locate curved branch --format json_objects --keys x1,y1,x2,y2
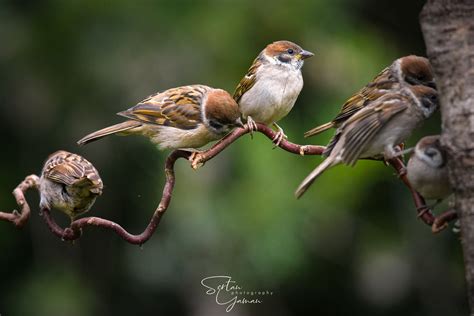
[
  {"x1": 38, "y1": 126, "x2": 325, "y2": 243},
  {"x1": 40, "y1": 150, "x2": 191, "y2": 244},
  {"x1": 1, "y1": 125, "x2": 456, "y2": 244},
  {"x1": 0, "y1": 175, "x2": 39, "y2": 228}
]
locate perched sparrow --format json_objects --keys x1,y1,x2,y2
[
  {"x1": 78, "y1": 85, "x2": 243, "y2": 150},
  {"x1": 304, "y1": 55, "x2": 436, "y2": 137},
  {"x1": 39, "y1": 150, "x2": 103, "y2": 222},
  {"x1": 233, "y1": 40, "x2": 314, "y2": 145},
  {"x1": 295, "y1": 85, "x2": 438, "y2": 198},
  {"x1": 407, "y1": 135, "x2": 452, "y2": 201}
]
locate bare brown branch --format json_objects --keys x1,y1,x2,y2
[
  {"x1": 40, "y1": 150, "x2": 191, "y2": 244},
  {"x1": 0, "y1": 175, "x2": 39, "y2": 228},
  {"x1": 0, "y1": 124, "x2": 456, "y2": 244}
]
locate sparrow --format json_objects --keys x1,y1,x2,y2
[
  {"x1": 39, "y1": 150, "x2": 103, "y2": 222},
  {"x1": 77, "y1": 85, "x2": 243, "y2": 150},
  {"x1": 295, "y1": 85, "x2": 438, "y2": 198},
  {"x1": 304, "y1": 55, "x2": 436, "y2": 137},
  {"x1": 407, "y1": 135, "x2": 452, "y2": 201},
  {"x1": 233, "y1": 40, "x2": 314, "y2": 145}
]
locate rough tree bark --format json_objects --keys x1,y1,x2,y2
[{"x1": 420, "y1": 0, "x2": 474, "y2": 312}]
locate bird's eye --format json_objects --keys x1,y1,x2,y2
[
  {"x1": 287, "y1": 48, "x2": 294, "y2": 55},
  {"x1": 430, "y1": 94, "x2": 438, "y2": 102},
  {"x1": 425, "y1": 147, "x2": 439, "y2": 158},
  {"x1": 209, "y1": 120, "x2": 223, "y2": 130}
]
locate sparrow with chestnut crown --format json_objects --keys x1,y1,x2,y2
[
  {"x1": 234, "y1": 40, "x2": 314, "y2": 145},
  {"x1": 304, "y1": 55, "x2": 436, "y2": 137},
  {"x1": 296, "y1": 85, "x2": 438, "y2": 198},
  {"x1": 78, "y1": 85, "x2": 243, "y2": 150}
]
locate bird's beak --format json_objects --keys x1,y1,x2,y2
[
  {"x1": 395, "y1": 147, "x2": 415, "y2": 157},
  {"x1": 235, "y1": 117, "x2": 245, "y2": 128},
  {"x1": 297, "y1": 50, "x2": 314, "y2": 60},
  {"x1": 427, "y1": 80, "x2": 437, "y2": 89}
]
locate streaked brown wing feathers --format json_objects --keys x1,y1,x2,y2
[
  {"x1": 339, "y1": 100, "x2": 407, "y2": 166},
  {"x1": 118, "y1": 85, "x2": 207, "y2": 130},
  {"x1": 44, "y1": 152, "x2": 103, "y2": 193},
  {"x1": 332, "y1": 67, "x2": 394, "y2": 125},
  {"x1": 233, "y1": 56, "x2": 262, "y2": 103}
]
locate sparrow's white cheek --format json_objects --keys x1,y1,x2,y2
[{"x1": 407, "y1": 155, "x2": 452, "y2": 200}]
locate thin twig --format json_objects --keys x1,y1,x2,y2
[
  {"x1": 0, "y1": 175, "x2": 39, "y2": 228},
  {"x1": 190, "y1": 124, "x2": 325, "y2": 169}
]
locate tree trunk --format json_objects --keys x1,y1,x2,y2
[{"x1": 420, "y1": 0, "x2": 474, "y2": 313}]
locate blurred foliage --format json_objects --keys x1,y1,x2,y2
[{"x1": 0, "y1": 0, "x2": 467, "y2": 315}]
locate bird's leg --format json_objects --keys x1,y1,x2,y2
[
  {"x1": 272, "y1": 123, "x2": 288, "y2": 148},
  {"x1": 396, "y1": 165, "x2": 407, "y2": 177},
  {"x1": 245, "y1": 116, "x2": 258, "y2": 139}
]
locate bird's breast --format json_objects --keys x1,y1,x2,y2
[{"x1": 239, "y1": 66, "x2": 303, "y2": 125}]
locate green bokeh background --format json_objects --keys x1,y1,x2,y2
[{"x1": 0, "y1": 0, "x2": 467, "y2": 315}]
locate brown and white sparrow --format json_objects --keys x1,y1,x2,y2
[
  {"x1": 39, "y1": 150, "x2": 103, "y2": 222},
  {"x1": 407, "y1": 135, "x2": 452, "y2": 201},
  {"x1": 233, "y1": 40, "x2": 314, "y2": 145},
  {"x1": 295, "y1": 85, "x2": 438, "y2": 198},
  {"x1": 304, "y1": 55, "x2": 436, "y2": 137},
  {"x1": 77, "y1": 85, "x2": 243, "y2": 150}
]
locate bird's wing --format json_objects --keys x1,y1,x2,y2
[
  {"x1": 43, "y1": 151, "x2": 103, "y2": 194},
  {"x1": 339, "y1": 98, "x2": 408, "y2": 166},
  {"x1": 332, "y1": 67, "x2": 394, "y2": 125},
  {"x1": 232, "y1": 55, "x2": 262, "y2": 103},
  {"x1": 118, "y1": 85, "x2": 211, "y2": 130}
]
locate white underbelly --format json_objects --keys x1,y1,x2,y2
[
  {"x1": 140, "y1": 124, "x2": 219, "y2": 150},
  {"x1": 239, "y1": 67, "x2": 303, "y2": 125},
  {"x1": 361, "y1": 117, "x2": 416, "y2": 158}
]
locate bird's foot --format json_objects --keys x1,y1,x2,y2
[
  {"x1": 299, "y1": 145, "x2": 310, "y2": 156},
  {"x1": 189, "y1": 151, "x2": 205, "y2": 170},
  {"x1": 245, "y1": 116, "x2": 258, "y2": 139},
  {"x1": 272, "y1": 124, "x2": 287, "y2": 148}
]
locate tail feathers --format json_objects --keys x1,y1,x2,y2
[
  {"x1": 77, "y1": 121, "x2": 142, "y2": 146},
  {"x1": 304, "y1": 121, "x2": 335, "y2": 138},
  {"x1": 295, "y1": 157, "x2": 339, "y2": 199}
]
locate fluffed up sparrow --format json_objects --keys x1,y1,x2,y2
[
  {"x1": 78, "y1": 85, "x2": 243, "y2": 150},
  {"x1": 407, "y1": 135, "x2": 452, "y2": 201},
  {"x1": 304, "y1": 55, "x2": 436, "y2": 137},
  {"x1": 233, "y1": 40, "x2": 314, "y2": 145},
  {"x1": 39, "y1": 150, "x2": 103, "y2": 222},
  {"x1": 295, "y1": 85, "x2": 438, "y2": 198}
]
